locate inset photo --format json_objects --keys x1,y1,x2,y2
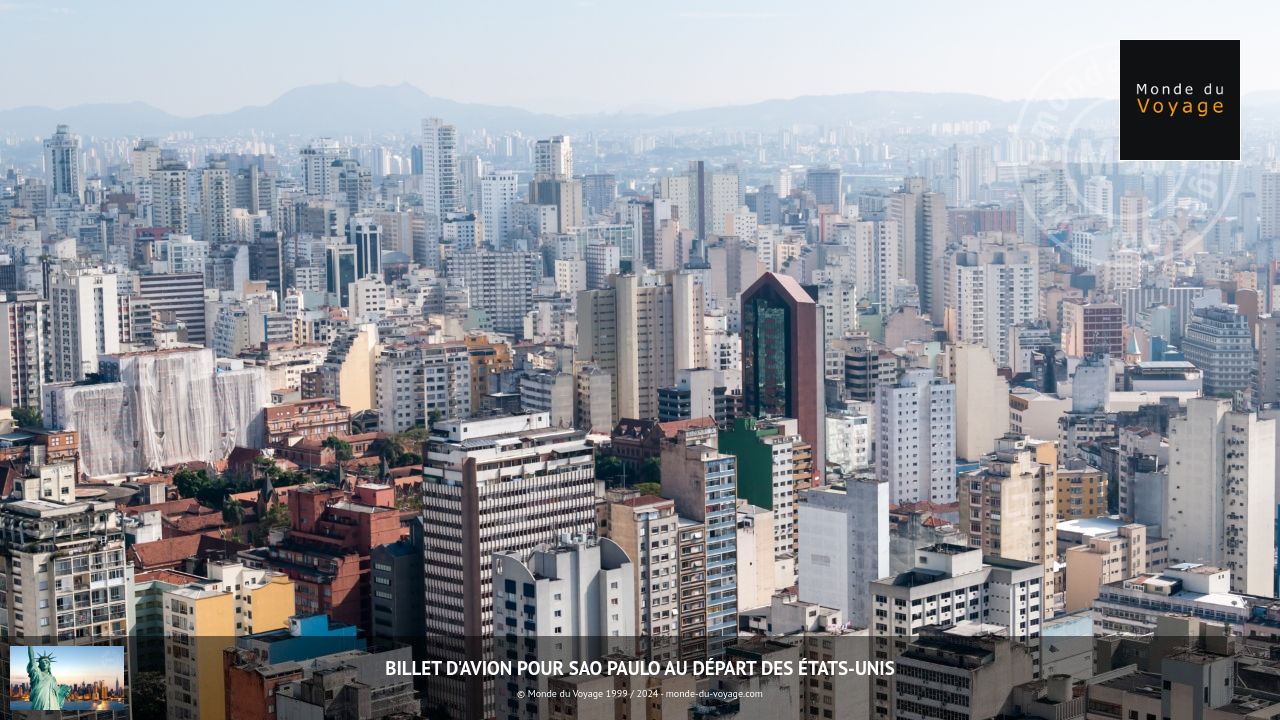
[{"x1": 8, "y1": 645, "x2": 126, "y2": 714}]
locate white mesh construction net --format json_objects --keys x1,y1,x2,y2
[{"x1": 47, "y1": 349, "x2": 268, "y2": 478}]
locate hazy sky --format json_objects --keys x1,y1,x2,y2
[{"x1": 0, "y1": 0, "x2": 1271, "y2": 115}]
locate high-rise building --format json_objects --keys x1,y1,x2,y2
[
  {"x1": 347, "y1": 217, "x2": 382, "y2": 279},
  {"x1": 581, "y1": 173, "x2": 617, "y2": 216},
  {"x1": 1164, "y1": 397, "x2": 1275, "y2": 595},
  {"x1": 719, "y1": 417, "x2": 809, "y2": 572},
  {"x1": 597, "y1": 492, "x2": 683, "y2": 644},
  {"x1": 958, "y1": 434, "x2": 1058, "y2": 594},
  {"x1": 135, "y1": 271, "x2": 207, "y2": 345},
  {"x1": 658, "y1": 424, "x2": 738, "y2": 655},
  {"x1": 740, "y1": 272, "x2": 825, "y2": 473},
  {"x1": 942, "y1": 342, "x2": 1011, "y2": 462},
  {"x1": 420, "y1": 413, "x2": 596, "y2": 718},
  {"x1": 48, "y1": 266, "x2": 120, "y2": 382},
  {"x1": 944, "y1": 233, "x2": 1038, "y2": 368},
  {"x1": 151, "y1": 159, "x2": 191, "y2": 234},
  {"x1": 805, "y1": 166, "x2": 842, "y2": 212},
  {"x1": 0, "y1": 291, "x2": 48, "y2": 410},
  {"x1": 479, "y1": 171, "x2": 519, "y2": 248},
  {"x1": 1084, "y1": 175, "x2": 1114, "y2": 225},
  {"x1": 325, "y1": 244, "x2": 358, "y2": 308},
  {"x1": 421, "y1": 118, "x2": 459, "y2": 248},
  {"x1": 492, "y1": 537, "x2": 634, "y2": 720},
  {"x1": 1119, "y1": 192, "x2": 1149, "y2": 247},
  {"x1": 578, "y1": 271, "x2": 706, "y2": 420},
  {"x1": 299, "y1": 137, "x2": 344, "y2": 196},
  {"x1": 161, "y1": 562, "x2": 295, "y2": 720},
  {"x1": 44, "y1": 124, "x2": 83, "y2": 203},
  {"x1": 797, "y1": 475, "x2": 888, "y2": 628},
  {"x1": 869, "y1": 545, "x2": 1045, "y2": 717},
  {"x1": 583, "y1": 242, "x2": 620, "y2": 290},
  {"x1": 534, "y1": 135, "x2": 573, "y2": 179},
  {"x1": 888, "y1": 180, "x2": 947, "y2": 321},
  {"x1": 445, "y1": 251, "x2": 542, "y2": 335},
  {"x1": 1061, "y1": 299, "x2": 1124, "y2": 359},
  {"x1": 1256, "y1": 314, "x2": 1280, "y2": 408},
  {"x1": 1261, "y1": 171, "x2": 1280, "y2": 241},
  {"x1": 876, "y1": 368, "x2": 957, "y2": 504},
  {"x1": 375, "y1": 340, "x2": 471, "y2": 432},
  {"x1": 201, "y1": 160, "x2": 233, "y2": 244},
  {"x1": 1182, "y1": 304, "x2": 1255, "y2": 398}
]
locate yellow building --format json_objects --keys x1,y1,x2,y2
[
  {"x1": 162, "y1": 561, "x2": 295, "y2": 720},
  {"x1": 959, "y1": 434, "x2": 1058, "y2": 597},
  {"x1": 1063, "y1": 523, "x2": 1167, "y2": 612},
  {"x1": 1056, "y1": 464, "x2": 1108, "y2": 519},
  {"x1": 464, "y1": 333, "x2": 513, "y2": 414}
]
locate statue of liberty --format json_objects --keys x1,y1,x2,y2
[{"x1": 26, "y1": 646, "x2": 71, "y2": 711}]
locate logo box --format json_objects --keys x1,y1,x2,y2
[{"x1": 1120, "y1": 39, "x2": 1240, "y2": 161}]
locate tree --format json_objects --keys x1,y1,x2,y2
[
  {"x1": 130, "y1": 671, "x2": 167, "y2": 718},
  {"x1": 595, "y1": 454, "x2": 624, "y2": 486},
  {"x1": 633, "y1": 482, "x2": 662, "y2": 497},
  {"x1": 12, "y1": 406, "x2": 41, "y2": 429},
  {"x1": 222, "y1": 498, "x2": 246, "y2": 526},
  {"x1": 263, "y1": 502, "x2": 290, "y2": 528},
  {"x1": 640, "y1": 457, "x2": 662, "y2": 485},
  {"x1": 322, "y1": 435, "x2": 354, "y2": 461}
]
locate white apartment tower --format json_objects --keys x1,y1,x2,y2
[
  {"x1": 479, "y1": 171, "x2": 519, "y2": 248},
  {"x1": 534, "y1": 135, "x2": 573, "y2": 179},
  {"x1": 876, "y1": 368, "x2": 957, "y2": 504},
  {"x1": 0, "y1": 292, "x2": 49, "y2": 410},
  {"x1": 1164, "y1": 397, "x2": 1276, "y2": 596},
  {"x1": 48, "y1": 266, "x2": 120, "y2": 382},
  {"x1": 945, "y1": 234, "x2": 1038, "y2": 368},
  {"x1": 797, "y1": 475, "x2": 889, "y2": 628},
  {"x1": 421, "y1": 118, "x2": 459, "y2": 244}
]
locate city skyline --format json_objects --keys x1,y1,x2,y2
[{"x1": 8, "y1": 645, "x2": 125, "y2": 689}]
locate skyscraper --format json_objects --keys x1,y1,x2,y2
[
  {"x1": 805, "y1": 166, "x2": 842, "y2": 212},
  {"x1": 421, "y1": 118, "x2": 459, "y2": 253},
  {"x1": 299, "y1": 137, "x2": 344, "y2": 196},
  {"x1": 876, "y1": 368, "x2": 957, "y2": 503},
  {"x1": 151, "y1": 159, "x2": 191, "y2": 234},
  {"x1": 658, "y1": 423, "x2": 738, "y2": 655},
  {"x1": 421, "y1": 413, "x2": 596, "y2": 718},
  {"x1": 578, "y1": 271, "x2": 706, "y2": 420},
  {"x1": 48, "y1": 266, "x2": 120, "y2": 382},
  {"x1": 739, "y1": 272, "x2": 825, "y2": 474},
  {"x1": 944, "y1": 233, "x2": 1038, "y2": 368},
  {"x1": 479, "y1": 171, "x2": 519, "y2": 248},
  {"x1": 200, "y1": 160, "x2": 233, "y2": 244},
  {"x1": 1182, "y1": 304, "x2": 1255, "y2": 398},
  {"x1": 0, "y1": 291, "x2": 49, "y2": 410},
  {"x1": 1164, "y1": 398, "x2": 1276, "y2": 595},
  {"x1": 534, "y1": 135, "x2": 573, "y2": 179},
  {"x1": 347, "y1": 217, "x2": 382, "y2": 279},
  {"x1": 44, "y1": 124, "x2": 83, "y2": 203},
  {"x1": 889, "y1": 179, "x2": 947, "y2": 321}
]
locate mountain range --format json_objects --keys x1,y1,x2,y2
[{"x1": 3, "y1": 82, "x2": 1280, "y2": 138}]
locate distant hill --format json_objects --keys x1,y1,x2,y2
[{"x1": 15, "y1": 83, "x2": 1280, "y2": 138}]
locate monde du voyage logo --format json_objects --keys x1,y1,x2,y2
[{"x1": 1120, "y1": 40, "x2": 1240, "y2": 161}]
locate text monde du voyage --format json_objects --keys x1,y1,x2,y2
[{"x1": 1134, "y1": 83, "x2": 1228, "y2": 118}]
